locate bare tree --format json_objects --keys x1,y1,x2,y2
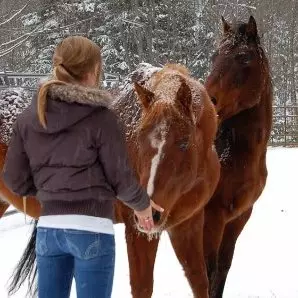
[{"x1": 0, "y1": 3, "x2": 32, "y2": 58}]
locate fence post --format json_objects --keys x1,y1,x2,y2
[
  {"x1": 284, "y1": 103, "x2": 287, "y2": 146},
  {"x1": 3, "y1": 70, "x2": 10, "y2": 86}
]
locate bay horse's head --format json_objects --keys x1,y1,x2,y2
[
  {"x1": 206, "y1": 16, "x2": 269, "y2": 121},
  {"x1": 133, "y1": 65, "x2": 202, "y2": 234}
]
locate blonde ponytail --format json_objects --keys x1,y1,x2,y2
[
  {"x1": 37, "y1": 80, "x2": 67, "y2": 129},
  {"x1": 54, "y1": 65, "x2": 78, "y2": 84}
]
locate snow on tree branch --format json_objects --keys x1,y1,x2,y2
[
  {"x1": 0, "y1": 3, "x2": 29, "y2": 27},
  {"x1": 0, "y1": 26, "x2": 41, "y2": 58}
]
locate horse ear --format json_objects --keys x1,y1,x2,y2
[
  {"x1": 176, "y1": 81, "x2": 192, "y2": 117},
  {"x1": 134, "y1": 82, "x2": 155, "y2": 109},
  {"x1": 221, "y1": 16, "x2": 232, "y2": 34},
  {"x1": 247, "y1": 15, "x2": 258, "y2": 38}
]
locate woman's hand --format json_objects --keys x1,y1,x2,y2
[{"x1": 134, "y1": 200, "x2": 164, "y2": 232}]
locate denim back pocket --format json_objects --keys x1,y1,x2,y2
[
  {"x1": 65, "y1": 230, "x2": 100, "y2": 260},
  {"x1": 99, "y1": 234, "x2": 115, "y2": 255},
  {"x1": 36, "y1": 228, "x2": 48, "y2": 256}
]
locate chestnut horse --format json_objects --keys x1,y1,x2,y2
[
  {"x1": 0, "y1": 143, "x2": 40, "y2": 218},
  {"x1": 5, "y1": 63, "x2": 220, "y2": 298},
  {"x1": 203, "y1": 16, "x2": 273, "y2": 297}
]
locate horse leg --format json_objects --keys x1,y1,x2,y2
[
  {"x1": 125, "y1": 224, "x2": 160, "y2": 298},
  {"x1": 211, "y1": 208, "x2": 253, "y2": 298},
  {"x1": 168, "y1": 210, "x2": 209, "y2": 298},
  {"x1": 203, "y1": 206, "x2": 226, "y2": 293},
  {"x1": 0, "y1": 179, "x2": 41, "y2": 218},
  {"x1": 0, "y1": 200, "x2": 9, "y2": 217}
]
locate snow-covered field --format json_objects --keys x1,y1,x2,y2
[{"x1": 0, "y1": 147, "x2": 297, "y2": 298}]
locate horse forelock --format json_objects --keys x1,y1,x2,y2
[
  {"x1": 150, "y1": 66, "x2": 201, "y2": 106},
  {"x1": 147, "y1": 72, "x2": 182, "y2": 102}
]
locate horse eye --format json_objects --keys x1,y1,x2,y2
[
  {"x1": 235, "y1": 52, "x2": 253, "y2": 64},
  {"x1": 211, "y1": 97, "x2": 217, "y2": 105},
  {"x1": 178, "y1": 139, "x2": 189, "y2": 151}
]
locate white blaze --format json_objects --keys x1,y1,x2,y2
[{"x1": 147, "y1": 123, "x2": 167, "y2": 197}]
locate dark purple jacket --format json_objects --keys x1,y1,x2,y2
[{"x1": 2, "y1": 83, "x2": 150, "y2": 220}]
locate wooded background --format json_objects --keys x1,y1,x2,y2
[{"x1": 0, "y1": 0, "x2": 297, "y2": 144}]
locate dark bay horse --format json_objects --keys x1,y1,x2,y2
[
  {"x1": 6, "y1": 63, "x2": 220, "y2": 298},
  {"x1": 203, "y1": 16, "x2": 273, "y2": 297}
]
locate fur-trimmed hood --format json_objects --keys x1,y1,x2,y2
[
  {"x1": 47, "y1": 83, "x2": 113, "y2": 108},
  {"x1": 30, "y1": 83, "x2": 114, "y2": 134}
]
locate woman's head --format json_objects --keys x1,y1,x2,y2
[
  {"x1": 38, "y1": 36, "x2": 102, "y2": 128},
  {"x1": 52, "y1": 36, "x2": 102, "y2": 86}
]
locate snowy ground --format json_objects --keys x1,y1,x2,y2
[{"x1": 0, "y1": 147, "x2": 297, "y2": 298}]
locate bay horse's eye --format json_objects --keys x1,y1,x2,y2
[
  {"x1": 177, "y1": 139, "x2": 189, "y2": 151},
  {"x1": 235, "y1": 52, "x2": 253, "y2": 65}
]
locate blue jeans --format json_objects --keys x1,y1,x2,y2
[{"x1": 36, "y1": 228, "x2": 115, "y2": 298}]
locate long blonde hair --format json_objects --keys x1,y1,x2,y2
[{"x1": 38, "y1": 36, "x2": 102, "y2": 128}]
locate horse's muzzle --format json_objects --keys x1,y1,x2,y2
[{"x1": 134, "y1": 209, "x2": 161, "y2": 224}]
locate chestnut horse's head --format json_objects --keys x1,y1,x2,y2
[
  {"x1": 206, "y1": 16, "x2": 269, "y2": 121},
  {"x1": 133, "y1": 65, "x2": 202, "y2": 234}
]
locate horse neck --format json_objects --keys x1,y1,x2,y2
[{"x1": 217, "y1": 73, "x2": 273, "y2": 158}]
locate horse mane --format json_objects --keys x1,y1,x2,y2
[{"x1": 163, "y1": 63, "x2": 190, "y2": 76}]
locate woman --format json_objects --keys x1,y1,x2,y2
[{"x1": 2, "y1": 36, "x2": 163, "y2": 298}]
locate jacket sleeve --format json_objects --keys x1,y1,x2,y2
[
  {"x1": 2, "y1": 121, "x2": 37, "y2": 197},
  {"x1": 97, "y1": 111, "x2": 150, "y2": 211}
]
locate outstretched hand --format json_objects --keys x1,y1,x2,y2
[{"x1": 134, "y1": 200, "x2": 164, "y2": 232}]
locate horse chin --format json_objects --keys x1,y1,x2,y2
[{"x1": 134, "y1": 219, "x2": 167, "y2": 241}]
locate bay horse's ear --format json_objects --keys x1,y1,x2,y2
[
  {"x1": 134, "y1": 82, "x2": 155, "y2": 109},
  {"x1": 247, "y1": 15, "x2": 258, "y2": 38},
  {"x1": 221, "y1": 16, "x2": 232, "y2": 34},
  {"x1": 176, "y1": 80, "x2": 192, "y2": 117}
]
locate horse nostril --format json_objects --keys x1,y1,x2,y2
[
  {"x1": 211, "y1": 97, "x2": 217, "y2": 105},
  {"x1": 134, "y1": 210, "x2": 161, "y2": 224},
  {"x1": 152, "y1": 210, "x2": 161, "y2": 223}
]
